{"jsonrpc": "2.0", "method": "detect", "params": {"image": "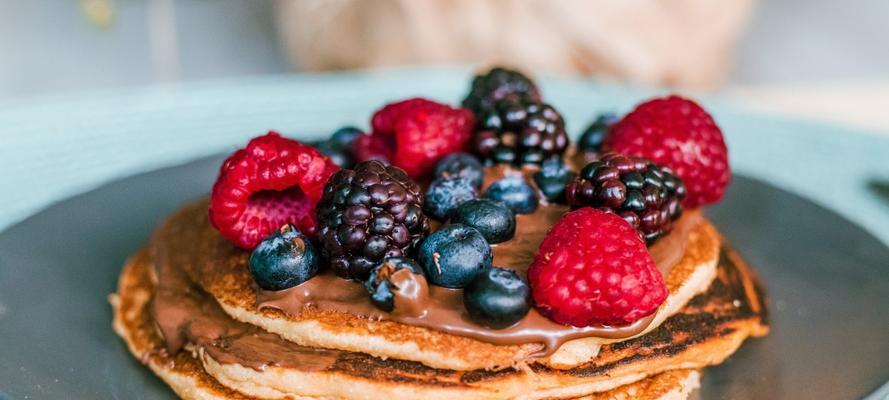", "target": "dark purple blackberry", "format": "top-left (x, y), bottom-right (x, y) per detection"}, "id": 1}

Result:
top-left (316, 160), bottom-right (430, 280)
top-left (461, 67), bottom-right (541, 114)
top-left (565, 153), bottom-right (686, 243)
top-left (472, 96), bottom-right (569, 165)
